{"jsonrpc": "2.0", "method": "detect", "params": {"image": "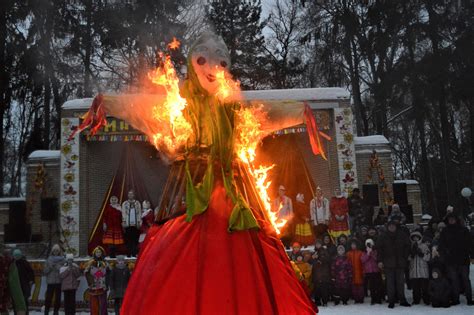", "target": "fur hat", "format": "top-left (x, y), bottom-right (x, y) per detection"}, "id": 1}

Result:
top-left (410, 231), bottom-right (422, 241)
top-left (365, 238), bottom-right (375, 247)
